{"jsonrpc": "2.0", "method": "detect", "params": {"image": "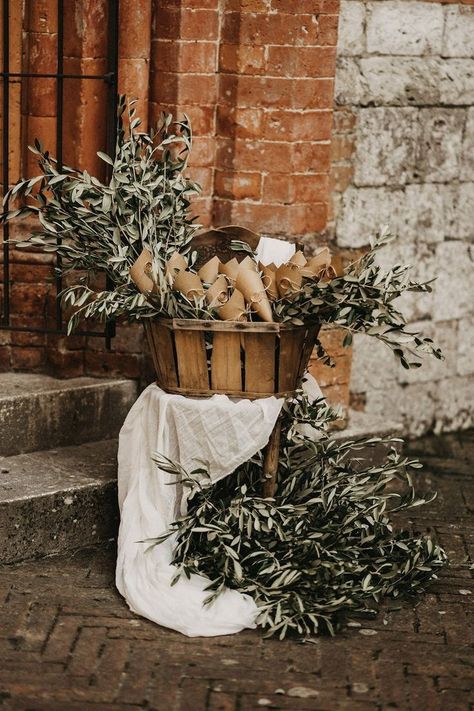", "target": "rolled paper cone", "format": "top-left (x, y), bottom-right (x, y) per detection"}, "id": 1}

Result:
top-left (219, 257), bottom-right (240, 285)
top-left (198, 255), bottom-right (221, 284)
top-left (289, 250), bottom-right (307, 268)
top-left (235, 269), bottom-right (273, 322)
top-left (173, 270), bottom-right (205, 299)
top-left (165, 251), bottom-right (187, 282)
top-left (261, 265), bottom-right (279, 301)
top-left (238, 255), bottom-right (258, 272)
top-left (129, 248), bottom-right (155, 294)
top-left (316, 264), bottom-right (337, 282)
top-left (217, 288), bottom-right (247, 321)
top-left (276, 262), bottom-right (302, 298)
top-left (306, 247), bottom-right (331, 274)
top-left (205, 274), bottom-right (229, 307)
